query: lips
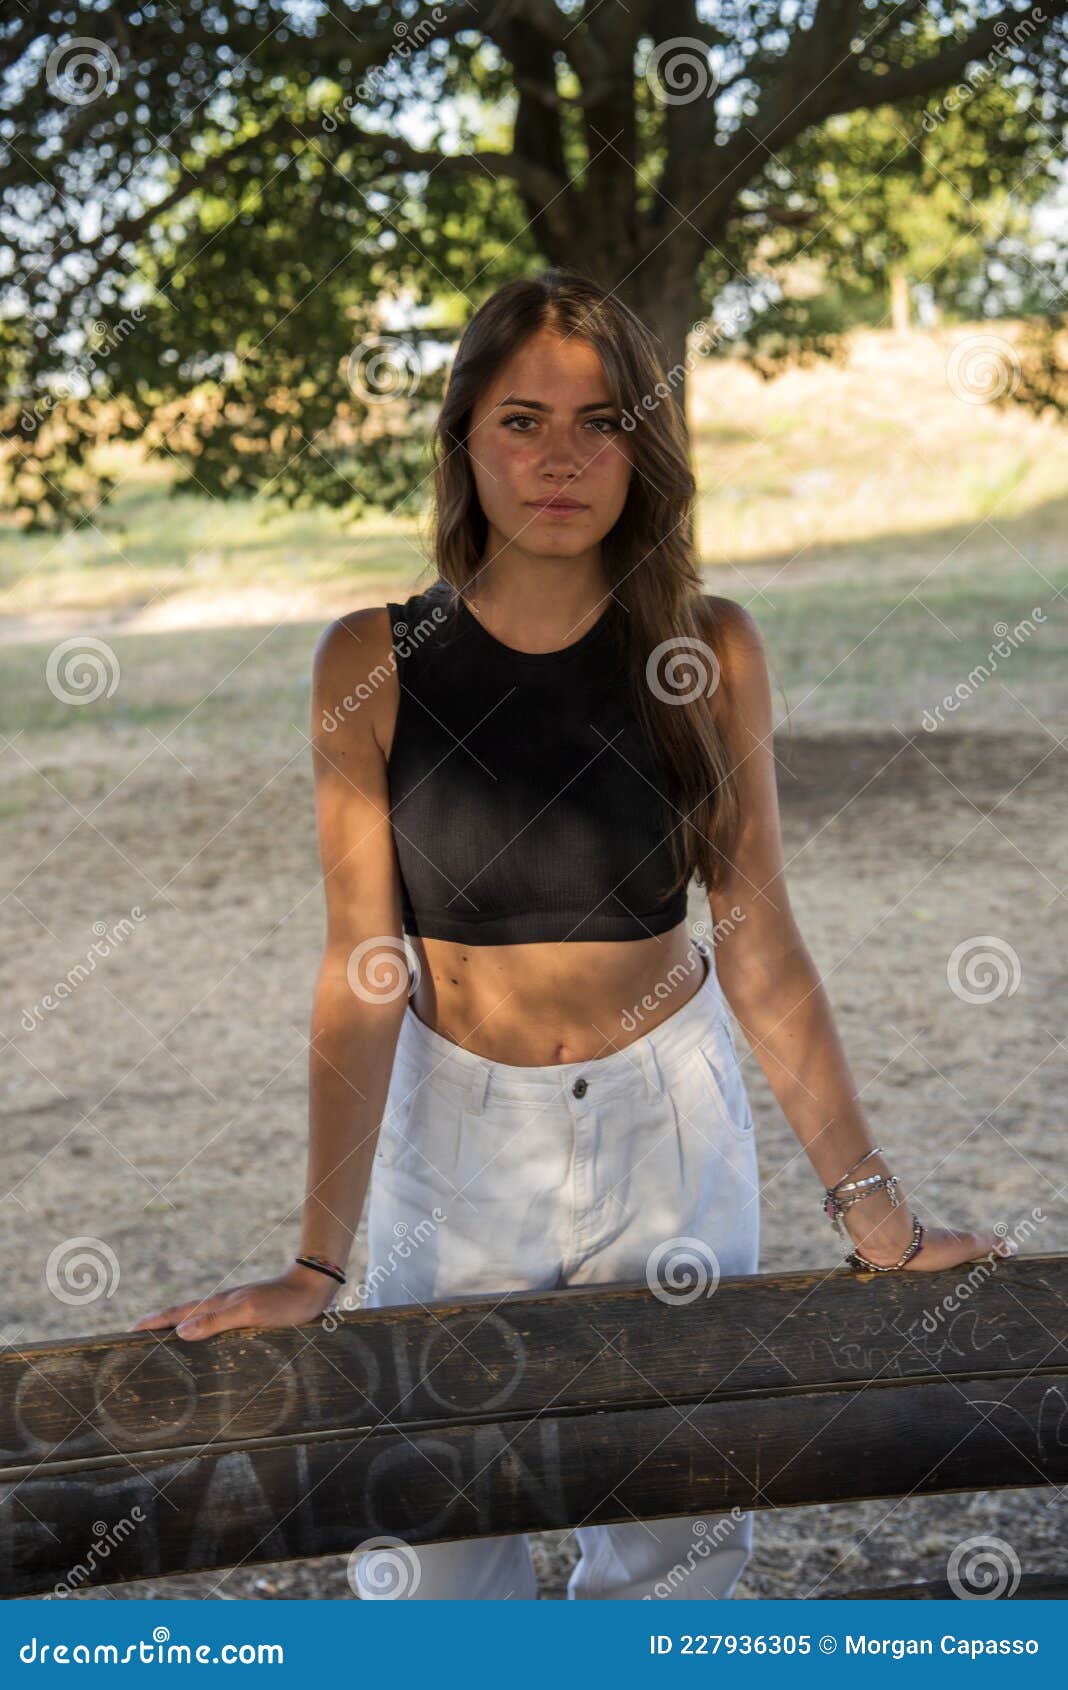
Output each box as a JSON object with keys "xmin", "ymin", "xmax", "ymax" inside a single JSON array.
[{"xmin": 527, "ymin": 499, "xmax": 588, "ymax": 512}]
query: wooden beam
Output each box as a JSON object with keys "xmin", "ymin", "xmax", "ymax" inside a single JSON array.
[{"xmin": 2, "ymin": 1256, "xmax": 1066, "ymax": 1595}]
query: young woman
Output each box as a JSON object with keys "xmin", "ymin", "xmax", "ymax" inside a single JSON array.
[{"xmin": 133, "ymin": 268, "xmax": 1007, "ymax": 1600}]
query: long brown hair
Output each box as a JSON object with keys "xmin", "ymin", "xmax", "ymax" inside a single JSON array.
[{"xmin": 425, "ymin": 266, "xmax": 740, "ymax": 899}]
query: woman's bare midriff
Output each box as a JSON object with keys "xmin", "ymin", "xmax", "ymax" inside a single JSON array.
[{"xmin": 406, "ymin": 927, "xmax": 707, "ymax": 1065}]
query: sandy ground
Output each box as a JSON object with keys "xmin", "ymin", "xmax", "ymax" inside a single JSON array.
[{"xmin": 2, "ymin": 726, "xmax": 1065, "ymax": 1600}]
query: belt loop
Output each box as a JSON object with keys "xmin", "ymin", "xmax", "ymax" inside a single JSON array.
[
  {"xmin": 639, "ymin": 1040, "xmax": 664, "ymax": 1103},
  {"xmin": 466, "ymin": 1061, "xmax": 491, "ymax": 1116}
]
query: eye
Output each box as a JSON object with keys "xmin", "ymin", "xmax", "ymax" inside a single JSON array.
[{"xmin": 500, "ymin": 412, "xmax": 620, "ymax": 433}]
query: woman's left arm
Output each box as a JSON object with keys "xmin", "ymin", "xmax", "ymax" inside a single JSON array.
[{"xmin": 702, "ymin": 596, "xmax": 1009, "ymax": 1274}]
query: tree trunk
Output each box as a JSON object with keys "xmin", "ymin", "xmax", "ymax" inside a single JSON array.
[
  {"xmin": 564, "ymin": 239, "xmax": 702, "ymax": 436},
  {"xmin": 890, "ymin": 267, "xmax": 911, "ymax": 333},
  {"xmin": 624, "ymin": 266, "xmax": 701, "ymax": 435}
]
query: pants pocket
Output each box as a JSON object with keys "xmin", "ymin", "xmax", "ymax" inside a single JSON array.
[
  {"xmin": 666, "ymin": 1036, "xmax": 760, "ymax": 1276},
  {"xmin": 372, "ymin": 1080, "xmax": 415, "ymax": 1169},
  {"xmin": 687, "ymin": 1024, "xmax": 755, "ymax": 1142},
  {"xmin": 374, "ymin": 1063, "xmax": 462, "ymax": 1178}
]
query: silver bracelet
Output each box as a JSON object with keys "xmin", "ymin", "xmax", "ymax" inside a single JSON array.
[
  {"xmin": 828, "ymin": 1145, "xmax": 884, "ymax": 1190},
  {"xmin": 846, "ymin": 1215, "xmax": 926, "ymax": 1274},
  {"xmin": 823, "ymin": 1147, "xmax": 904, "ymax": 1248}
]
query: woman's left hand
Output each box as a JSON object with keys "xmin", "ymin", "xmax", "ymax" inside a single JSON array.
[
  {"xmin": 896, "ymin": 1225, "xmax": 1015, "ymax": 1273},
  {"xmin": 844, "ymin": 1201, "xmax": 1015, "ymax": 1274}
]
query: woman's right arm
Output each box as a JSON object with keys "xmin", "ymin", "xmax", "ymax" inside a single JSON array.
[{"xmin": 130, "ymin": 608, "xmax": 410, "ymax": 1338}]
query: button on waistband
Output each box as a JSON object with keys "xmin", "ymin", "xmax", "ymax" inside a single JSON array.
[{"xmin": 571, "ymin": 1076, "xmax": 588, "ymax": 1098}]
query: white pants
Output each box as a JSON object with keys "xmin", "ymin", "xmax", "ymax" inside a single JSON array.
[{"xmin": 352, "ymin": 937, "xmax": 761, "ymax": 1600}]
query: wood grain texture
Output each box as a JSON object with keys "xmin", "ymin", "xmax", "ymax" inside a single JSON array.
[{"xmin": 3, "ymin": 1256, "xmax": 1066, "ymax": 1595}]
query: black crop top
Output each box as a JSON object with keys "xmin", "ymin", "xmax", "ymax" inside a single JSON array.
[{"xmin": 385, "ymin": 578, "xmax": 690, "ymax": 944}]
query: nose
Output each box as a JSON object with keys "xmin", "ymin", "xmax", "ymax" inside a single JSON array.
[
  {"xmin": 538, "ymin": 426, "xmax": 589, "ymax": 479},
  {"xmin": 540, "ymin": 450, "xmax": 581, "ymax": 480}
]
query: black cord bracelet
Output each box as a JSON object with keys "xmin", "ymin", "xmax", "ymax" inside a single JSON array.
[{"xmin": 294, "ymin": 1253, "xmax": 347, "ymax": 1285}]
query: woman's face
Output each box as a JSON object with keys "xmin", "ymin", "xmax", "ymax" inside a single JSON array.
[{"xmin": 465, "ymin": 326, "xmax": 634, "ymax": 560}]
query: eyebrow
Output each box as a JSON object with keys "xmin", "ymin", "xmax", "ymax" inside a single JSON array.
[{"xmin": 495, "ymin": 395, "xmax": 618, "ymax": 413}]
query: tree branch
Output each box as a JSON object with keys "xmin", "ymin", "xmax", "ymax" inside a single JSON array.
[
  {"xmin": 692, "ymin": 0, "xmax": 1067, "ymax": 242},
  {"xmin": 26, "ymin": 116, "xmax": 571, "ymax": 331},
  {"xmin": 829, "ymin": 0, "xmax": 1068, "ymax": 112},
  {"xmin": 688, "ymin": 0, "xmax": 867, "ymax": 237},
  {"xmin": 483, "ymin": 0, "xmax": 608, "ymax": 87}
]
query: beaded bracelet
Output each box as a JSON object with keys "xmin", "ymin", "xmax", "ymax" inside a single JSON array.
[
  {"xmin": 845, "ymin": 1215, "xmax": 926, "ymax": 1274},
  {"xmin": 823, "ymin": 1147, "xmax": 895, "ymax": 1243},
  {"xmin": 294, "ymin": 1252, "xmax": 347, "ymax": 1285},
  {"xmin": 823, "ymin": 1146, "xmax": 926, "ymax": 1273}
]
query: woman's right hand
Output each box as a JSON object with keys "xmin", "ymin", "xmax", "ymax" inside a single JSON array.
[{"xmin": 128, "ymin": 1263, "xmax": 341, "ymax": 1340}]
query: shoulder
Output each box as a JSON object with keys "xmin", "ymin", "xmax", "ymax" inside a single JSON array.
[
  {"xmin": 695, "ymin": 594, "xmax": 771, "ymax": 737},
  {"xmin": 310, "ymin": 581, "xmax": 453, "ymax": 754},
  {"xmin": 310, "ymin": 606, "xmax": 399, "ymax": 761},
  {"xmin": 698, "ymin": 593, "xmax": 765, "ymax": 663},
  {"xmin": 312, "ymin": 606, "xmax": 397, "ymax": 692},
  {"xmin": 314, "ymin": 578, "xmax": 454, "ymax": 672}
]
